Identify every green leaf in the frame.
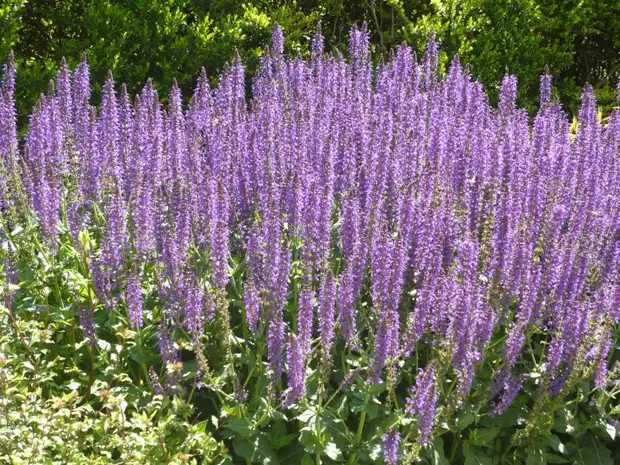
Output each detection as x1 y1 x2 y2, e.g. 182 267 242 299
546 454 571 464
224 419 254 439
541 434 566 454
526 443 546 465
297 409 316 424
469 428 500 448
604 423 616 441
454 405 478 432
321 415 349 444
97 339 112 352
232 438 256 462
426 437 449 465
325 442 343 461
300 454 314 465
479 407 522 428
367 382 386 396
368 443 383 461
350 397 380 419
66 381 81 391
272 434 296 449
463 445 494 465
267 409 288 421
554 409 578 434
299 429 321 455
572 438 613 465
232 434 280 465
253 435 280 465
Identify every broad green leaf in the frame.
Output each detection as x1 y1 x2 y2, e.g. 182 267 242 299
469 427 500 448
272 434 296 449
546 454 571 464
554 409 578 434
299 429 321 454
368 443 383 461
463 445 494 465
542 434 566 454
350 397 380 419
573 438 613 465
526 443 546 465
267 409 288 421
297 409 315 423
367 382 386 396
479 408 523 428
324 442 343 461
604 423 616 441
232 434 280 465
426 437 449 465
454 405 478 432
224 419 254 439
232 438 256 462
128 345 156 364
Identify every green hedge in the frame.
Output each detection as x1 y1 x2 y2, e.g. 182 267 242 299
1 0 619 122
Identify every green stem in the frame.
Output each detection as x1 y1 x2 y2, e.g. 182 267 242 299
449 433 460 461
141 361 151 389
316 391 323 465
348 392 370 464
187 382 197 405
354 411 367 446
242 366 255 391
368 417 402 443
86 344 96 399
137 327 152 391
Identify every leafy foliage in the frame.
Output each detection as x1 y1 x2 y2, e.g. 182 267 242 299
0 273 229 464
2 0 619 123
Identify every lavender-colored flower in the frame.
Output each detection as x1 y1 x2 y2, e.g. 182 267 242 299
208 178 230 290
244 277 260 333
184 284 204 336
272 22 285 57
2 28 618 447
594 333 612 389
318 270 336 362
499 75 518 117
283 332 305 406
492 373 525 416
0 52 18 208
126 272 143 328
149 367 165 396
422 34 438 91
311 21 324 57
100 188 127 276
383 429 400 465
406 366 438 446
297 285 314 358
540 66 552 107
79 305 97 348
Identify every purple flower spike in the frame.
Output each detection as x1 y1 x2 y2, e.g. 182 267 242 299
406 366 438 446
383 429 400 465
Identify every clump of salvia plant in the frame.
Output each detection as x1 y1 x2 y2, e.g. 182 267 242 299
1 22 619 464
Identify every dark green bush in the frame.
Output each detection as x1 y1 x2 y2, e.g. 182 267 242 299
2 0 619 121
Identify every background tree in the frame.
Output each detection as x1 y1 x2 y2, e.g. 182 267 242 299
2 0 619 123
